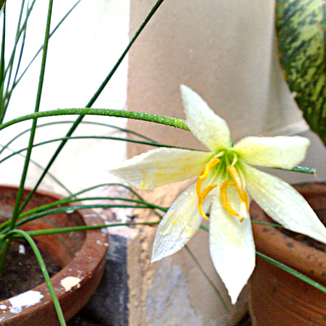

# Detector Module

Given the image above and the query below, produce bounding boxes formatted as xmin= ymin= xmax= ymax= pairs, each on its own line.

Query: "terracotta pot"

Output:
xmin=0 ymin=186 xmax=109 ymax=325
xmin=250 ymin=182 xmax=326 ymax=326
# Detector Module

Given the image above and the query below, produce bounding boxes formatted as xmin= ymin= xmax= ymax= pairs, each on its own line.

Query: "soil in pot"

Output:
xmin=0 ymin=239 xmax=106 ymax=326
xmin=0 ymin=239 xmax=62 ymax=301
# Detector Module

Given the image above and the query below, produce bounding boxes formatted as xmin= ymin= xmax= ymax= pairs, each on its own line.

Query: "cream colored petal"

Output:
xmin=243 ymin=164 xmax=326 ymax=244
xmin=152 ymin=179 xmax=215 ymax=263
xmin=109 ymin=147 xmax=213 ymax=189
xmin=234 ymin=136 xmax=310 ymax=169
xmin=209 ymin=187 xmax=255 ymax=304
xmin=180 ymin=85 xmax=230 ymax=151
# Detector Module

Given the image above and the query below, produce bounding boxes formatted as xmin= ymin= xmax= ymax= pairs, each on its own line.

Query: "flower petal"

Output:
xmin=234 ymin=136 xmax=310 ymax=169
xmin=180 ymin=85 xmax=230 ymax=151
xmin=152 ymin=179 xmax=215 ymax=263
xmin=243 ymin=164 xmax=326 ymax=244
xmin=209 ymin=187 xmax=255 ymax=304
xmin=109 ymin=148 xmax=213 ymax=189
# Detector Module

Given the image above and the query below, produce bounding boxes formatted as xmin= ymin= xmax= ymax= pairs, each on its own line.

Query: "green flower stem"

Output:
xmin=0 ymin=109 xmax=313 ymax=173
xmin=256 ymin=251 xmax=326 ymax=294
xmin=8 ymin=229 xmax=66 ymax=326
xmin=0 ymin=108 xmax=190 ymax=133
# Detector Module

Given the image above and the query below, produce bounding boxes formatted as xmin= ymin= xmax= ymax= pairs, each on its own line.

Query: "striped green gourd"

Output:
xmin=276 ymin=0 xmax=326 ymax=145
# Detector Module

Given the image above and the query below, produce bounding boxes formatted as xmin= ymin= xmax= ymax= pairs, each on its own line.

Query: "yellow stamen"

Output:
xmin=196 ymin=158 xmax=220 ymax=196
xmin=227 ymin=166 xmax=246 ymax=201
xmin=220 ymin=166 xmax=250 ymax=219
xmin=196 ymin=158 xmax=220 ymax=220
xmin=242 ymin=189 xmax=250 ymax=211
xmin=220 ymin=180 xmax=239 ymax=216
xmin=198 ymin=185 xmax=217 ymax=220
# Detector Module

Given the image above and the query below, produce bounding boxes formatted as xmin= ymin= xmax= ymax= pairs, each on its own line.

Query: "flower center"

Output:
xmin=196 ymin=157 xmax=249 ymax=221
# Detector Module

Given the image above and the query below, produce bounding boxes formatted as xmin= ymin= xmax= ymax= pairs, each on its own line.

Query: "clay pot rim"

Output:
xmin=0 ymin=185 xmax=109 ymax=322
xmin=250 ymin=182 xmax=326 ymax=285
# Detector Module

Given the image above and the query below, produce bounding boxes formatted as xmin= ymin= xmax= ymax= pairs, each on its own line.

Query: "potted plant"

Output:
xmin=1 ymin=0 xmax=326 ymax=325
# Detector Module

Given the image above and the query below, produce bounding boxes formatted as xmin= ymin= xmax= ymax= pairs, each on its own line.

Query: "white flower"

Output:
xmin=110 ymin=85 xmax=326 ymax=304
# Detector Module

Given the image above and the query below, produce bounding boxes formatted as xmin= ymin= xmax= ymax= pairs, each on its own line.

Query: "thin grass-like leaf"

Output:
xmin=8 ymin=229 xmax=66 ymax=326
xmin=65 ymin=182 xmax=165 ymax=220
xmin=0 ymin=221 xmax=161 ymax=239
xmin=0 ymin=3 xmax=7 ymax=114
xmin=1 ymin=0 xmax=37 ymax=120
xmin=12 ymin=0 xmax=81 ymax=90
xmin=0 ymin=238 xmax=10 ymax=275
xmin=0 ymin=120 xmax=159 ymax=156
xmin=18 ymin=196 xmax=167 ymax=220
xmin=0 ymin=135 xmax=185 ymax=164
xmin=10 ymin=0 xmax=54 ymax=228
xmin=0 ymin=0 xmax=26 ymax=122
xmin=257 ymin=251 xmax=326 ymax=294
xmin=0 ymin=143 xmax=73 ymax=195
xmin=184 ymin=245 xmax=230 ymax=312
xmin=15 ymin=204 xmax=160 ymax=228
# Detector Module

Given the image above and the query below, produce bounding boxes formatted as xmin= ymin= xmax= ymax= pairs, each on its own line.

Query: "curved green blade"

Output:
xmin=276 ymin=0 xmax=326 ymax=145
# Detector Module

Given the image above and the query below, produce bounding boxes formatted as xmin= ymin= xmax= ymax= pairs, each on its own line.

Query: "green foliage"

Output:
xmin=276 ymin=0 xmax=326 ymax=145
